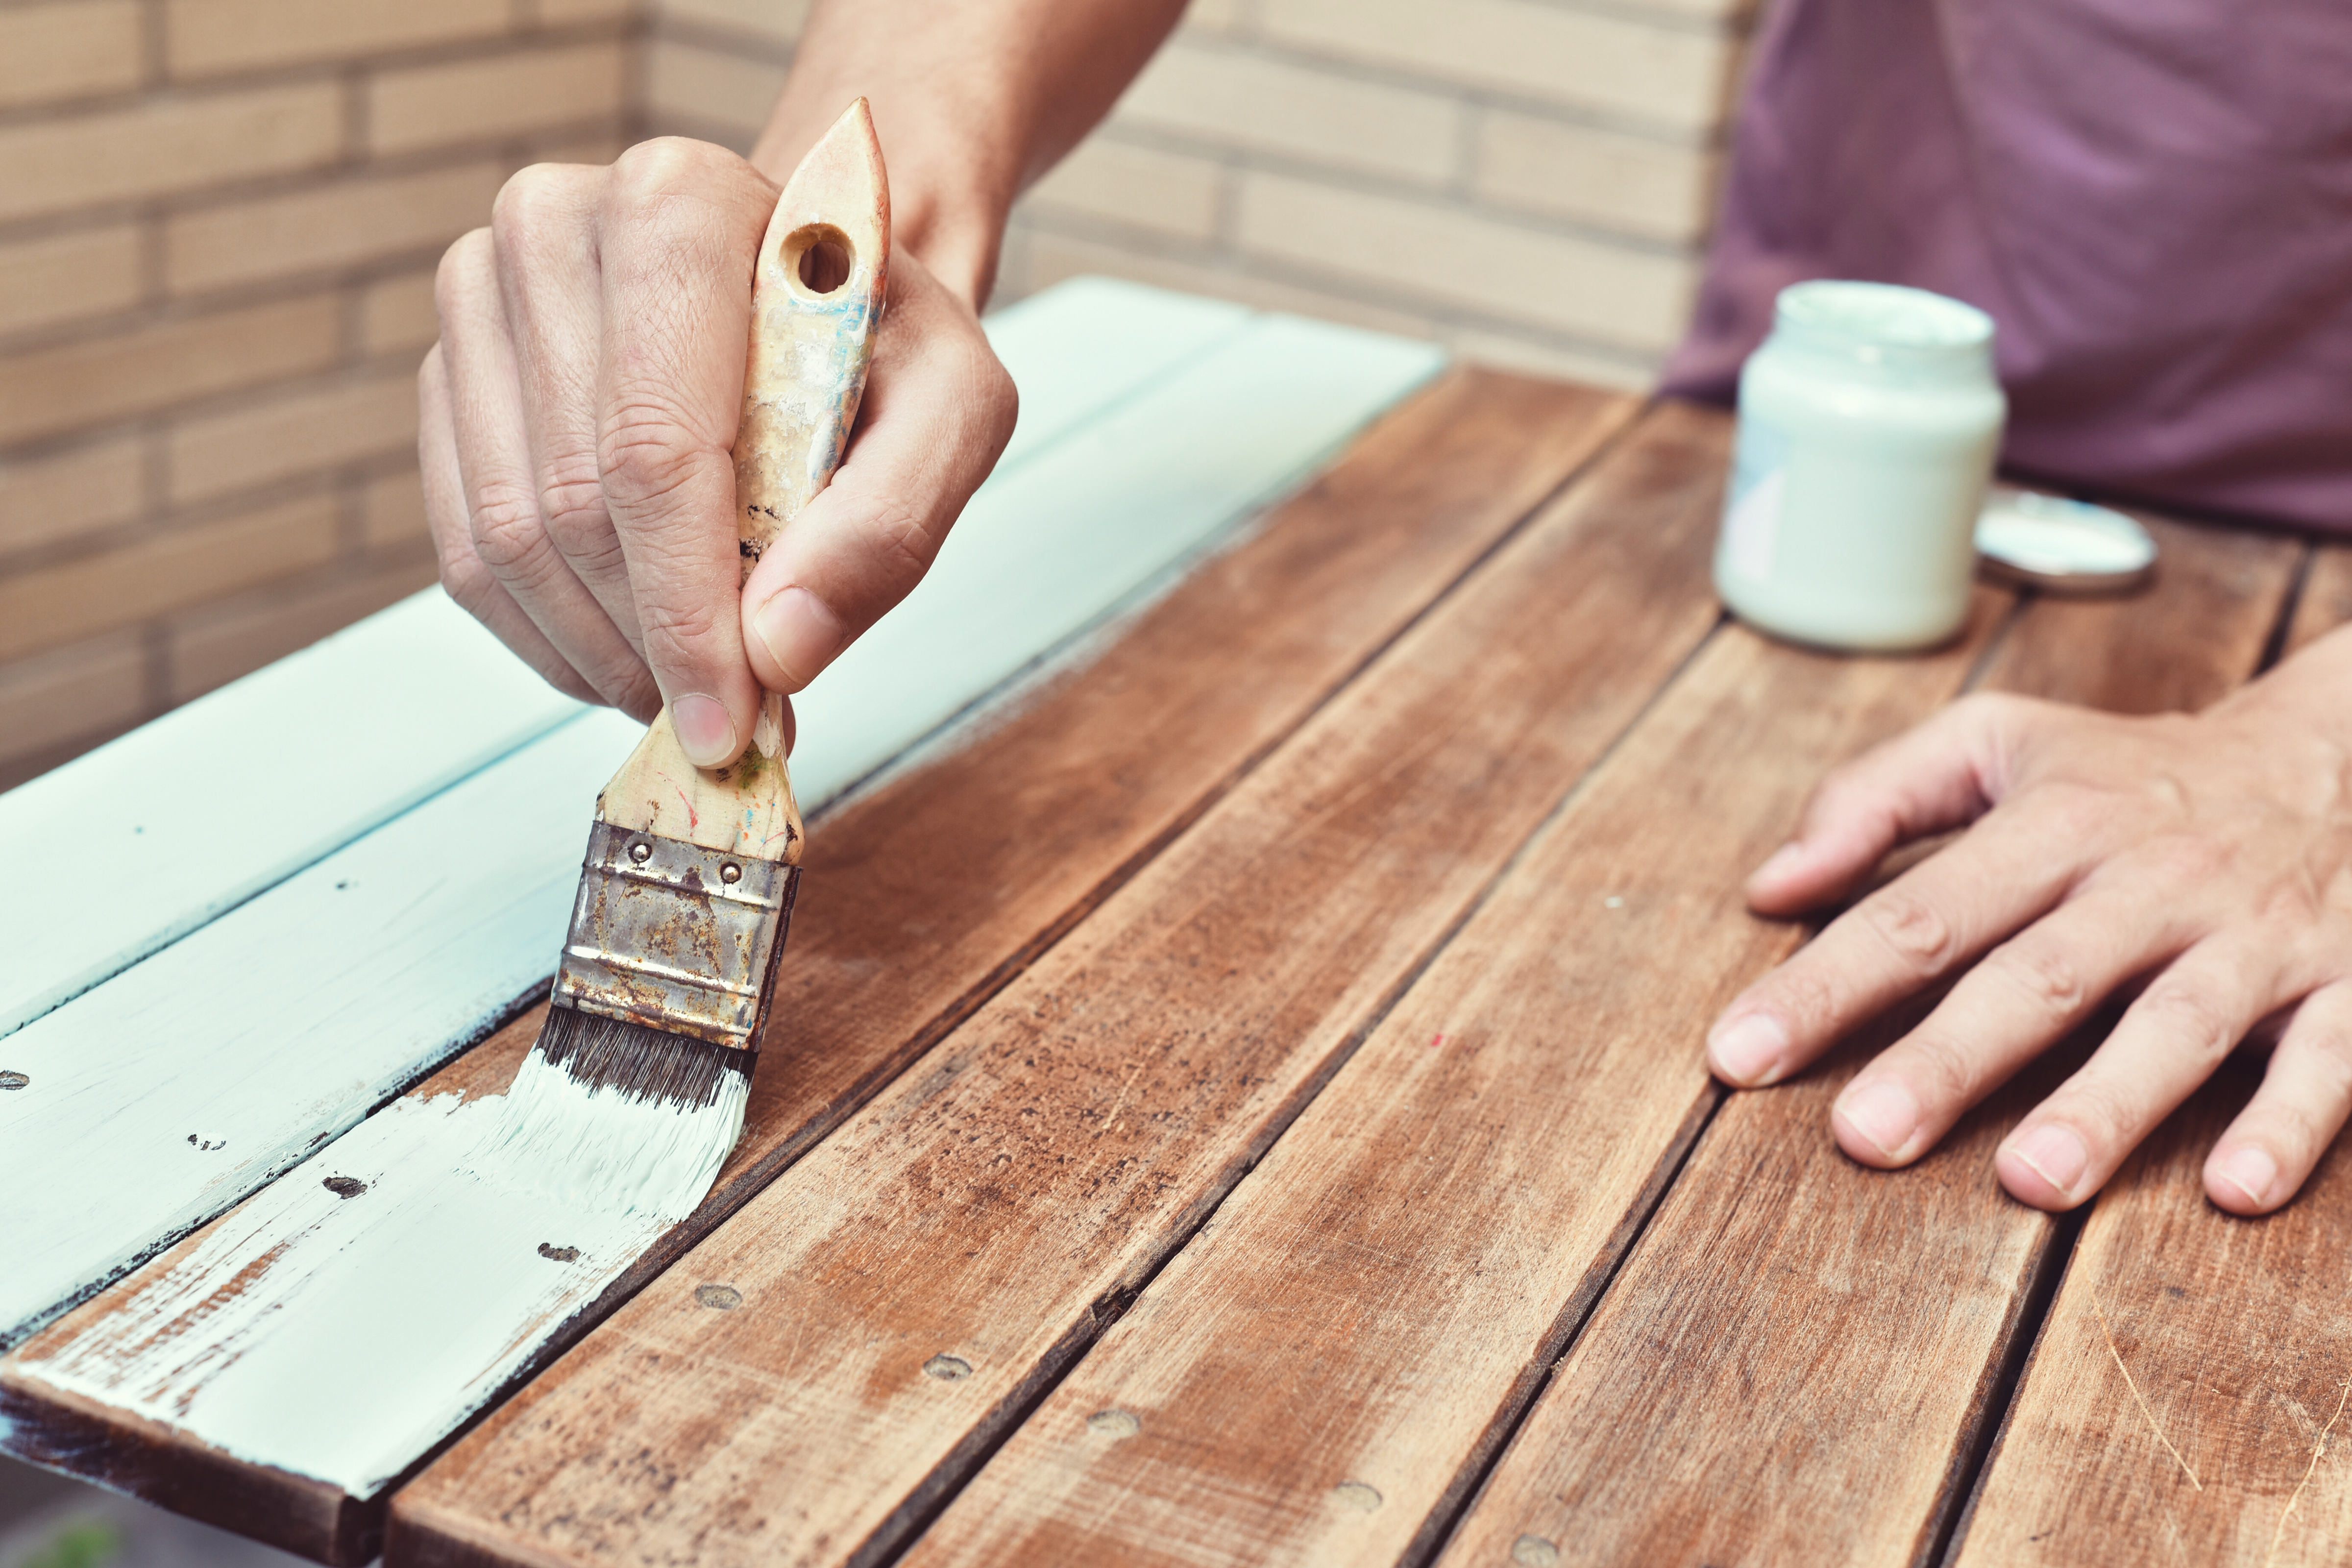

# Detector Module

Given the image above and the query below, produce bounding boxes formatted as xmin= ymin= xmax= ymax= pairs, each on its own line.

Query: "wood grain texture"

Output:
xmin=1432 ymin=518 xmax=2303 ymax=1568
xmin=1952 ymin=1061 xmax=2352 ymax=1568
xmin=386 ymin=400 xmax=1731 ymax=1568
xmin=2286 ymin=541 xmax=2352 ymax=655
xmin=899 ymin=606 xmax=2014 ymax=1562
xmin=5 ymin=370 xmax=1635 ymax=1563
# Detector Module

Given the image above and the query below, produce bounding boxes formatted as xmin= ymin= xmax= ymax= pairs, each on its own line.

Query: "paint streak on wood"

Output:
xmin=386 ymin=401 xmax=1730 ymax=1568
xmin=2 ymin=370 xmax=1635 ymax=1565
xmin=1954 ymin=1060 xmax=2352 ymax=1568
xmin=1431 ymin=520 xmax=2302 ymax=1568
xmin=900 ymin=605 xmax=2014 ymax=1565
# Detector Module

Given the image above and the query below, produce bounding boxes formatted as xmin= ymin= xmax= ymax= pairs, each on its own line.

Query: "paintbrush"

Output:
xmin=484 ymin=100 xmax=890 ymax=1215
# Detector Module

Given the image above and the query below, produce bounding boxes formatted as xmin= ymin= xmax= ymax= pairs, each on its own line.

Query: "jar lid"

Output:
xmin=1975 ymin=488 xmax=2157 ymax=592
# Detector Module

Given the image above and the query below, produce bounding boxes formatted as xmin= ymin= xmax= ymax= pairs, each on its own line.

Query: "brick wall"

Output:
xmin=3 ymin=0 xmax=1751 ymax=789
xmin=647 ymin=0 xmax=1753 ymax=389
xmin=0 ymin=0 xmax=635 ymax=788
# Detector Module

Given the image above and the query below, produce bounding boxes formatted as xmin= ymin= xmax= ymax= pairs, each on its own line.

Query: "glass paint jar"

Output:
xmin=1715 ymin=281 xmax=2006 ymax=650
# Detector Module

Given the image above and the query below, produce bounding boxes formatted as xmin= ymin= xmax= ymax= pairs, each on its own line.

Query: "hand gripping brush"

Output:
xmin=484 ymin=101 xmax=889 ymax=1216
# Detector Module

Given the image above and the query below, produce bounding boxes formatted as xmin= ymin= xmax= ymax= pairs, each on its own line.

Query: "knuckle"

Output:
xmin=466 ymin=483 xmax=547 ymax=572
xmin=597 ymin=408 xmax=715 ymax=509
xmin=1988 ymin=936 xmax=2089 ymax=1017
xmin=2136 ymin=982 xmax=2239 ymax=1064
xmin=434 ymin=227 xmax=495 ymax=315
xmin=1897 ymin=1030 xmax=1981 ymax=1106
xmin=605 ymin=137 xmax=752 ymax=217
xmin=1861 ymin=890 xmax=1958 ymax=973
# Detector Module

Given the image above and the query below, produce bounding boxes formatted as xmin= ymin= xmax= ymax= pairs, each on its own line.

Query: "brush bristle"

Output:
xmin=470 ymin=1007 xmax=750 ymax=1219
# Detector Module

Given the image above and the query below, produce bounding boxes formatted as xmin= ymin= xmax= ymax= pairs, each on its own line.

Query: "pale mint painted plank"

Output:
xmin=0 ymin=282 xmax=1444 ymax=1374
xmin=0 ymin=595 xmax=585 ymax=1041
xmin=0 ymin=279 xmax=1240 ymax=1051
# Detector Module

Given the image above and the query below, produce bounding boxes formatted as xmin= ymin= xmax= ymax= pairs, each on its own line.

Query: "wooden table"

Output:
xmin=6 ymin=278 xmax=2351 ymax=1568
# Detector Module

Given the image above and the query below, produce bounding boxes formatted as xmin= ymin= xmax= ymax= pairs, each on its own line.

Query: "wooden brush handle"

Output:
xmin=594 ymin=100 xmax=891 ymax=866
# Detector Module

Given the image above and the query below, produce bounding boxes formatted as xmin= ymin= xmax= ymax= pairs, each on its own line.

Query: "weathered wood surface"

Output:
xmin=0 ymin=281 xmax=1440 ymax=1354
xmin=2286 ymin=540 xmax=2352 ymax=656
xmin=385 ymin=400 xmax=1731 ymax=1568
xmin=1948 ymin=540 xmax=2352 ymax=1568
xmin=1431 ymin=522 xmax=2303 ymax=1568
xmin=899 ymin=583 xmax=2014 ymax=1565
xmin=1951 ymin=1063 xmax=2352 ymax=1568
xmin=5 ymin=369 xmax=1635 ymax=1564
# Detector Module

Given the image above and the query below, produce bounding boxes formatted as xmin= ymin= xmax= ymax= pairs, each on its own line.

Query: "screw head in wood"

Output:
xmin=721 ymin=861 xmax=742 ymax=884
xmin=629 ymin=839 xmax=653 ymax=864
xmin=1085 ymin=1409 xmax=1140 ymax=1439
xmin=538 ymin=1243 xmax=581 ymax=1263
xmin=1332 ymin=1481 xmax=1381 ymax=1512
xmin=0 ymin=1071 xmax=26 ymax=1090
xmin=923 ymin=1354 xmax=973 ymax=1381
xmin=695 ymin=1285 xmax=742 ymax=1310
xmin=321 ymin=1176 xmax=366 ymax=1198
xmin=1512 ymin=1536 xmax=1561 ymax=1567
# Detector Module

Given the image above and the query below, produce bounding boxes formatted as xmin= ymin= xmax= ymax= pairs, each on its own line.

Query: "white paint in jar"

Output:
xmin=1715 ymin=280 xmax=2007 ymax=651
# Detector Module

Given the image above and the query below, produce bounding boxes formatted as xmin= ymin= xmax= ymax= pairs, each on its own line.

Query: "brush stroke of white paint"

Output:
xmin=0 ymin=596 xmax=586 ymax=1041
xmin=15 ymin=1086 xmax=680 ymax=1499
xmin=0 ymin=709 xmax=642 ymax=1347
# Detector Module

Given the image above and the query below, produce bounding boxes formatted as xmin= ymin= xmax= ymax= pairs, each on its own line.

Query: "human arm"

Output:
xmin=1705 ymin=623 xmax=2352 ymax=1215
xmin=420 ymin=0 xmax=1187 ymax=763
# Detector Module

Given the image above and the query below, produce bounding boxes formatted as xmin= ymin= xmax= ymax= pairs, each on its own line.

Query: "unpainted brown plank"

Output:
xmin=0 ymin=370 xmax=1636 ymax=1565
xmin=2286 ymin=539 xmax=2352 ymax=654
xmin=896 ymin=594 xmax=2012 ymax=1567
xmin=1952 ymin=1061 xmax=2352 ymax=1568
xmin=1432 ymin=518 xmax=2303 ymax=1568
xmin=386 ymin=401 xmax=1733 ymax=1568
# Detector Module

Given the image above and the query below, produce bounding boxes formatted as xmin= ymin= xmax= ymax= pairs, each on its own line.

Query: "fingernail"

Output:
xmin=1754 ymin=842 xmax=1807 ymax=884
xmin=1837 ymin=1078 xmax=1921 ymax=1160
xmin=1709 ymin=1012 xmax=1788 ymax=1085
xmin=2213 ymin=1145 xmax=2278 ymax=1208
xmin=2008 ymin=1123 xmax=2090 ymax=1200
xmin=671 ymin=692 xmax=737 ymax=767
xmin=752 ymin=586 xmax=846 ymax=691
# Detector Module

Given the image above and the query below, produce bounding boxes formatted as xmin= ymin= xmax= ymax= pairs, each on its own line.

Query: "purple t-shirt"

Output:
xmin=1662 ymin=0 xmax=2352 ymax=532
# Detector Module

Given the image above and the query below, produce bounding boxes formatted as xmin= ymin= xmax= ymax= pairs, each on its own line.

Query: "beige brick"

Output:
xmin=0 ymin=1 xmax=143 ymax=110
xmin=1026 ymin=139 xmax=1223 ymax=244
xmin=361 ymin=270 xmax=443 ymax=357
xmin=1448 ymin=324 xmax=1658 ymax=392
xmin=0 ymin=632 xmax=147 ymax=765
xmin=644 ymin=37 xmax=786 ymax=144
xmin=361 ymin=466 xmax=430 ymax=550
xmin=1235 ymin=172 xmax=1697 ymax=352
xmin=535 ymin=0 xmax=643 ymax=20
xmin=0 ymin=224 xmax=144 ymax=339
xmin=0 ymin=492 xmax=340 ymax=662
xmin=0 ymin=83 xmax=345 ymax=225
xmin=0 ymin=437 xmax=147 ymax=558
xmin=168 ymin=369 xmax=420 ymax=506
xmin=369 ymin=42 xmax=629 ymax=156
xmin=0 ymin=294 xmax=341 ymax=447
xmin=168 ymin=558 xmax=437 ymax=701
xmin=655 ymin=0 xmax=805 ymax=45
xmin=1013 ymin=227 xmax=1441 ymax=344
xmin=1117 ymin=41 xmax=1460 ymax=186
xmin=166 ymin=162 xmax=506 ymax=295
xmin=1179 ymin=0 xmax=1248 ymax=36
xmin=1475 ymin=109 xmax=1718 ymax=244
xmin=1261 ymin=0 xmax=1736 ymax=137
xmin=166 ymin=0 xmax=509 ymax=78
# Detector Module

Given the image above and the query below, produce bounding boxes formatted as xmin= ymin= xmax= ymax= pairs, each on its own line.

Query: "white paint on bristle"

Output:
xmin=11 ymin=1073 xmax=730 ymax=1498
xmin=472 ymin=1046 xmax=748 ymax=1218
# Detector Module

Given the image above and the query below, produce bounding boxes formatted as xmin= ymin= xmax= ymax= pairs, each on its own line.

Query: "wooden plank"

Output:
xmin=4 ymin=368 xmax=1638 ymax=1563
xmin=897 ymin=615 xmax=2013 ymax=1564
xmin=1950 ymin=536 xmax=2352 ymax=1568
xmin=0 ymin=276 xmax=1253 ymax=1050
xmin=0 ymin=295 xmax=1443 ymax=1354
xmin=2285 ymin=539 xmax=2352 ymax=656
xmin=1949 ymin=1062 xmax=2352 ymax=1568
xmin=381 ymin=399 xmax=1733 ymax=1568
xmin=0 ymin=592 xmax=585 ymax=1041
xmin=1429 ymin=518 xmax=2302 ymax=1568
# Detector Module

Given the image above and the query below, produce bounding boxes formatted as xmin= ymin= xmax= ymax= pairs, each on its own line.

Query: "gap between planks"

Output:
xmin=1 ymin=369 xmax=1640 ymax=1566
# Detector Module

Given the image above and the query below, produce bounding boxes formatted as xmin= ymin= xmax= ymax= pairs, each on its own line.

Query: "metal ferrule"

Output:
xmin=552 ymin=821 xmax=799 ymax=1049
